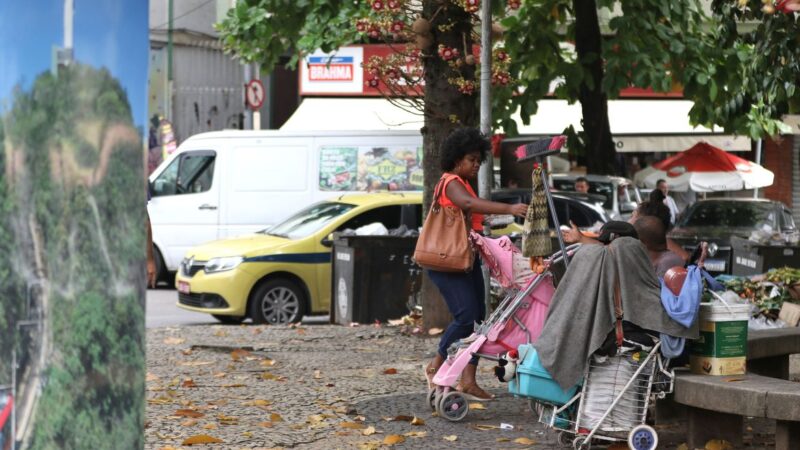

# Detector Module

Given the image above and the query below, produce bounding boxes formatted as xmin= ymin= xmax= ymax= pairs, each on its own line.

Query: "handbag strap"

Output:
xmin=608 ymin=246 xmax=624 ymax=348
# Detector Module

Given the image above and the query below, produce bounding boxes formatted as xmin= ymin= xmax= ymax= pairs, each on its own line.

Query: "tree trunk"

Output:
xmin=419 ymin=1 xmax=478 ymax=331
xmin=573 ymin=0 xmax=616 ymax=175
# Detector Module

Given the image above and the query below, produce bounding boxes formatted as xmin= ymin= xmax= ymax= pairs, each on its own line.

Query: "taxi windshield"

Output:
xmin=261 ymin=202 xmax=356 ymax=239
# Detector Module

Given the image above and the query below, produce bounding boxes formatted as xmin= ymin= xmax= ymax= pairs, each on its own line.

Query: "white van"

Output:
xmin=147 ymin=129 xmax=424 ymax=277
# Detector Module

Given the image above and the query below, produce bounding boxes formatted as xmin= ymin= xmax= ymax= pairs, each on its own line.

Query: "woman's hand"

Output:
xmin=507 ymin=203 xmax=528 ymax=218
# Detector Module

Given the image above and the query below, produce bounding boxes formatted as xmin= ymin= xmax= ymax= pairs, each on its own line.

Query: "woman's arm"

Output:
xmin=445 ymin=180 xmax=528 ymax=217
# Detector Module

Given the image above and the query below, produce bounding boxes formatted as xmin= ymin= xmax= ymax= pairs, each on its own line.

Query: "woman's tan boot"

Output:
xmin=424 ymin=354 xmax=445 ymax=390
xmin=458 ymin=363 xmax=493 ymax=401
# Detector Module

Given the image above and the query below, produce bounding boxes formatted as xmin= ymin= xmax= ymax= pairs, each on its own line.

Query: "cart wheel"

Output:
xmin=628 ymin=424 xmax=658 ymax=450
xmin=437 ymin=391 xmax=470 ymax=422
xmin=426 ymin=388 xmax=438 ymax=411
xmin=528 ymin=399 xmax=544 ymax=415
xmin=572 ymin=436 xmax=590 ymax=450
xmin=557 ymin=431 xmax=573 ymax=447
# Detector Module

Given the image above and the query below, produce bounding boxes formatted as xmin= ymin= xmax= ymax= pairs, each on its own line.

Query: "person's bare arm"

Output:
xmin=146 ymin=211 xmax=157 ymax=288
xmin=445 ymin=181 xmax=527 ymax=217
xmin=667 ymin=237 xmax=690 ymax=262
xmin=561 ymin=221 xmax=600 ymax=245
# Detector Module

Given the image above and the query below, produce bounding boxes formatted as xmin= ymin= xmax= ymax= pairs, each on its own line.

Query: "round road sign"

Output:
xmin=245 ymin=79 xmax=265 ymax=110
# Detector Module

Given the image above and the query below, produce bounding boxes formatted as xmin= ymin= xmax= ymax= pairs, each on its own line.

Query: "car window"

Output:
xmin=152 ymin=151 xmax=216 ymax=197
xmin=552 ymin=179 xmax=613 ymax=210
xmin=781 ymin=208 xmax=796 ymax=230
xmin=338 ymin=205 xmax=404 ymax=231
xmin=679 ymin=202 xmax=776 ymax=228
xmin=265 ymin=202 xmax=356 ymax=239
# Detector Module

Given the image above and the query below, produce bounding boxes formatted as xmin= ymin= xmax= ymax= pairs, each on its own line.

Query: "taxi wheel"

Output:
xmin=249 ymin=279 xmax=307 ymax=325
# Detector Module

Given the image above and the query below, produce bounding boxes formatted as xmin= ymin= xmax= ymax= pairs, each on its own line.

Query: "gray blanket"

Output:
xmin=534 ymin=237 xmax=698 ymax=390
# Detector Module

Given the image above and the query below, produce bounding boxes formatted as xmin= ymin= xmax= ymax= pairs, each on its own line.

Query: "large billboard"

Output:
xmin=0 ymin=1 xmax=147 ymax=449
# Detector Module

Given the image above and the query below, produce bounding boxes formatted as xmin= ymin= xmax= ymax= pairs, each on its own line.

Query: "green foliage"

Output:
xmin=216 ymin=0 xmax=372 ymax=70
xmin=3 ymin=63 xmax=145 ymax=449
xmin=684 ymin=1 xmax=799 ymax=139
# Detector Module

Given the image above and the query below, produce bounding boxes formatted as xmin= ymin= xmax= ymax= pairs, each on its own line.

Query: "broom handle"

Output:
xmin=538 ymin=156 xmax=569 ymax=269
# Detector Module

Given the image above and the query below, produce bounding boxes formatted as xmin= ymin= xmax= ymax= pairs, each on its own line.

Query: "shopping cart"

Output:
xmin=516 ymin=342 xmax=674 ymax=450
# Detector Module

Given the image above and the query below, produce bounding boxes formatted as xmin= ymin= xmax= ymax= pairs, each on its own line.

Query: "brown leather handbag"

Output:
xmin=413 ymin=176 xmax=474 ymax=272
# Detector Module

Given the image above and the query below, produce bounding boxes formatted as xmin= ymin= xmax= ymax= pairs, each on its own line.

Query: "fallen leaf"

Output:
xmin=158 ymin=447 xmax=179 ymax=450
xmin=335 ymin=431 xmax=352 ymax=436
xmin=181 ymin=348 xmax=193 ymax=356
xmin=427 ymin=327 xmax=444 ymax=335
xmin=182 ymin=379 xmax=197 ymax=388
xmin=410 ymin=416 xmax=425 ymax=426
xmin=180 ymin=418 xmax=198 ymax=427
xmin=496 ymin=437 xmax=511 ymax=442
xmin=260 ymin=359 xmax=276 ymax=367
xmin=357 ymin=442 xmax=381 ymax=450
xmin=213 ymin=372 xmax=227 ymax=378
xmin=387 ymin=415 xmax=414 ymax=422
xmin=178 ymin=361 xmax=214 ymax=367
xmin=217 ymin=413 xmax=239 ymax=424
xmin=514 ymin=437 xmax=536 ymax=445
xmin=251 ymin=327 xmax=263 ymax=334
xmin=174 ymin=409 xmax=204 ymax=418
xmin=146 ymin=372 xmax=159 ymax=382
xmin=202 ymin=423 xmax=217 ymax=430
xmin=705 ymin=440 xmax=733 ymax=450
xmin=242 ymin=399 xmax=271 ymax=407
xmin=469 ymin=402 xmax=487 ymax=410
xmin=270 ymin=413 xmax=284 ymax=422
xmin=362 ymin=426 xmax=377 ymax=436
xmin=231 ymin=349 xmax=251 ymax=361
xmin=181 ymin=434 xmax=223 ymax=445
xmin=341 ymin=421 xmax=365 ymax=429
xmin=221 ymin=383 xmax=246 ymax=388
xmin=163 ymin=337 xmax=185 ymax=345
xmin=404 ymin=431 xmax=428 ymax=438
xmin=242 ymin=431 xmax=253 ymax=438
xmin=473 ymin=424 xmax=500 ymax=431
xmin=213 ymin=329 xmax=227 ymax=337
xmin=443 ymin=435 xmax=458 ymax=441
xmin=257 ymin=421 xmax=274 ymax=428
xmin=724 ymin=378 xmax=745 ymax=382
xmin=383 ymin=368 xmax=398 ymax=375
xmin=296 ymin=328 xmax=307 ymax=335
xmin=261 ymin=372 xmax=278 ymax=381
xmin=383 ymin=434 xmax=406 ymax=445
xmin=314 ymin=370 xmax=322 ymax=379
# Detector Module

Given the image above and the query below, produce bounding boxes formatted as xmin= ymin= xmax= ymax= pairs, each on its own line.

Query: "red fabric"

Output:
xmin=0 ymin=396 xmax=12 ymax=428
xmin=491 ymin=133 xmax=505 ymax=157
xmin=653 ymin=142 xmax=753 ymax=177
xmin=438 ymin=174 xmax=484 ymax=232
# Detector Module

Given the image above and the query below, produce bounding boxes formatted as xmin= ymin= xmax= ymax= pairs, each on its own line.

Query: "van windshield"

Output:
xmin=262 ymin=202 xmax=356 ymax=239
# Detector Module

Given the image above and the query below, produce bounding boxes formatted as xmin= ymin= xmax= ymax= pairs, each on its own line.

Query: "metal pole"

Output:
xmin=478 ymin=0 xmax=492 ymax=311
xmin=166 ymin=0 xmax=174 ymax=121
xmin=754 ymin=139 xmax=762 ymax=198
xmin=540 ymin=159 xmax=569 ymax=269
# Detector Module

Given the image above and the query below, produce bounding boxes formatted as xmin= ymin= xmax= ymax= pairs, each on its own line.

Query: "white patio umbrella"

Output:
xmin=633 ymin=142 xmax=774 ymax=192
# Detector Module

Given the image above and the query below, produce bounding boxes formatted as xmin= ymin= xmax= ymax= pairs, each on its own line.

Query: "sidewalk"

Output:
xmin=146 ymin=324 xmax=777 ymax=449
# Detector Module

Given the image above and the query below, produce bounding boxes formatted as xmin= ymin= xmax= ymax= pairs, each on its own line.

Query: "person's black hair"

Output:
xmin=649 ymin=188 xmax=666 ymax=203
xmin=575 ymin=176 xmax=589 ymax=184
xmin=633 ymin=215 xmax=667 ymax=250
xmin=656 ymin=179 xmax=667 ymax=186
xmin=440 ymin=128 xmax=490 ymax=172
xmin=637 ymin=199 xmax=671 ymax=231
xmin=597 ymin=220 xmax=638 ymax=244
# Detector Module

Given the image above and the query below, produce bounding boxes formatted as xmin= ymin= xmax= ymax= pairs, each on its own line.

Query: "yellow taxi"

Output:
xmin=175 ymin=193 xmax=422 ymax=324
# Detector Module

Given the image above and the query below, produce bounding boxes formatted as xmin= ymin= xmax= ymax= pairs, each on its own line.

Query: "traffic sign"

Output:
xmin=245 ymin=79 xmax=265 ymax=110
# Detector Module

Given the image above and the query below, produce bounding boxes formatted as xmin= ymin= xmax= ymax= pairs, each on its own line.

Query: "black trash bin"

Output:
xmin=731 ymin=236 xmax=800 ymax=276
xmin=331 ymin=235 xmax=421 ymax=325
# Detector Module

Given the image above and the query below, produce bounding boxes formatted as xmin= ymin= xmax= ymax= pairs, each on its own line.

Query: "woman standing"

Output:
xmin=424 ymin=128 xmax=528 ymax=401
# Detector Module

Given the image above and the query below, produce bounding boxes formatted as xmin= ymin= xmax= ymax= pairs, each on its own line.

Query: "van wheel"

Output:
xmin=153 ymin=245 xmax=166 ymax=284
xmin=249 ymin=279 xmax=306 ymax=325
xmin=212 ymin=314 xmax=246 ymax=324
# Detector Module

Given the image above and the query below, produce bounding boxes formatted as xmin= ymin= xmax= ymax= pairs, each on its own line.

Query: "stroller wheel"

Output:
xmin=628 ymin=424 xmax=658 ymax=450
xmin=437 ymin=391 xmax=469 ymax=422
xmin=557 ymin=431 xmax=573 ymax=447
xmin=426 ymin=388 xmax=438 ymax=411
xmin=572 ymin=436 xmax=590 ymax=450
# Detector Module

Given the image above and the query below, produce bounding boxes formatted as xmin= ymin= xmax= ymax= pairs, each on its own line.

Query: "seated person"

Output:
xmin=561 ymin=220 xmax=637 ymax=246
xmin=632 ymin=215 xmax=685 ymax=278
xmin=630 ymin=195 xmax=690 ymax=262
xmin=574 ymin=176 xmax=589 ymax=194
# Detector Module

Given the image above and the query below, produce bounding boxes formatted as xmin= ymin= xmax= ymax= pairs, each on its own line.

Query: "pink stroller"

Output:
xmin=427 ymin=231 xmax=577 ymax=421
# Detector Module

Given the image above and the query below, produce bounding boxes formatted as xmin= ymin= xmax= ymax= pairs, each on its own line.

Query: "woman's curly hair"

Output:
xmin=440 ymin=128 xmax=491 ymax=172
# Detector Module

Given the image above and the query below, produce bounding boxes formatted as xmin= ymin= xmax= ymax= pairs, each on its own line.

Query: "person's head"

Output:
xmin=574 ymin=176 xmax=589 ymax=193
xmin=656 ymin=179 xmax=669 ymax=195
xmin=633 ymin=215 xmax=668 ymax=252
xmin=633 ymin=199 xmax=671 ymax=231
xmin=440 ymin=128 xmax=490 ymax=180
xmin=507 ymin=178 xmax=519 ymax=188
xmin=597 ymin=221 xmax=638 ymax=244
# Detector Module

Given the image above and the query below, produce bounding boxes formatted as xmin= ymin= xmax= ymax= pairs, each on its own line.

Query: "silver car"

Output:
xmin=551 ymin=174 xmax=642 ymax=220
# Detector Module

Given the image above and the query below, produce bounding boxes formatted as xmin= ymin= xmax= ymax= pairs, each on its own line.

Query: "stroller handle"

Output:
xmin=547 ymin=243 xmax=581 ymax=266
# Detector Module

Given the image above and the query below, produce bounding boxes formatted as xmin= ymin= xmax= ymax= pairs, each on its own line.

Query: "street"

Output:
xmin=146 ymin=288 xmax=329 ymax=328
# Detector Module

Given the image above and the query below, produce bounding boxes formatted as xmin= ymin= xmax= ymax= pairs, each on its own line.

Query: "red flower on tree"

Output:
xmin=371 ymin=0 xmax=384 ymax=12
xmin=356 ymin=20 xmax=369 ymax=33
xmin=507 ymin=0 xmax=521 ymax=10
xmin=438 ymin=45 xmax=460 ymax=61
xmin=366 ymin=77 xmax=380 ymax=88
xmin=389 ymin=20 xmax=404 ymax=33
xmin=387 ymin=0 xmax=403 ymax=10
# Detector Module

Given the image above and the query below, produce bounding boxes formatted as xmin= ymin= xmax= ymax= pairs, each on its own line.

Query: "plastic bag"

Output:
xmin=748 ymin=315 xmax=787 ymax=331
xmin=355 ymin=222 xmax=388 ymax=236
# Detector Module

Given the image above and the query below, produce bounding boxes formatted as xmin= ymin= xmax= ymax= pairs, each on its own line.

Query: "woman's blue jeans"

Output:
xmin=427 ymin=259 xmax=485 ymax=365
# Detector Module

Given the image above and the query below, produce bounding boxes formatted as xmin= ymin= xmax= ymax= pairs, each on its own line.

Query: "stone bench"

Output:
xmin=672 ymin=328 xmax=800 ymax=450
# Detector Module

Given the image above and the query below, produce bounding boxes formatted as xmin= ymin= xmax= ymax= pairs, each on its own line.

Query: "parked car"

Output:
xmin=490 ymin=189 xmax=609 ymax=236
xmin=551 ymin=174 xmax=642 ymax=220
xmin=175 ymin=193 xmax=422 ymax=324
xmin=148 ymin=129 xmax=424 ymax=279
xmin=668 ymin=199 xmax=797 ymax=274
